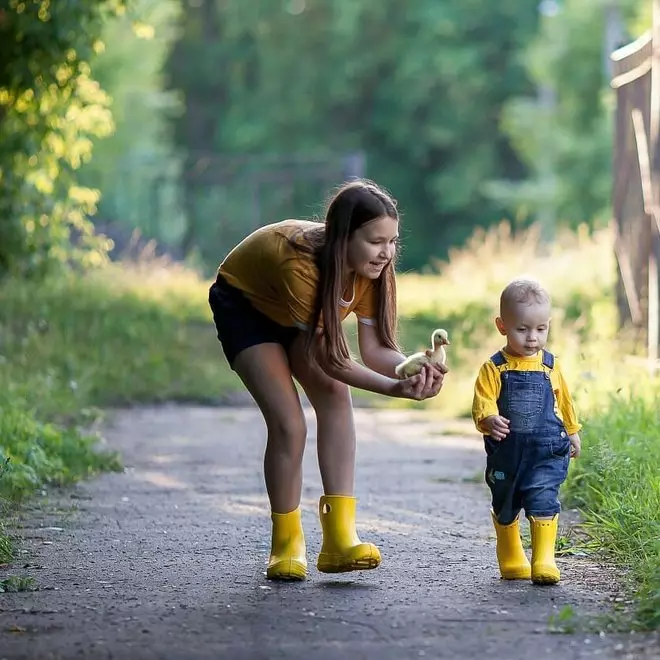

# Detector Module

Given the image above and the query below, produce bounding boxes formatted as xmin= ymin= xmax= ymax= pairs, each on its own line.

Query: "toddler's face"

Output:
xmin=497 ymin=302 xmax=551 ymax=357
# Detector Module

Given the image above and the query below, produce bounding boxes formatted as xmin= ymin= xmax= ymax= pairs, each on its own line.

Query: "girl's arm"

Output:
xmin=356 ymin=321 xmax=407 ymax=378
xmin=309 ymin=325 xmax=444 ymax=400
xmin=321 ymin=354 xmax=442 ymax=400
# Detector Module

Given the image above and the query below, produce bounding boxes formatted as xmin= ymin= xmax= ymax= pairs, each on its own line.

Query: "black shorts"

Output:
xmin=208 ymin=274 xmax=300 ymax=369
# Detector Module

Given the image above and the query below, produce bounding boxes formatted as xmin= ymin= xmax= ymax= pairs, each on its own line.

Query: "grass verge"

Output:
xmin=563 ymin=390 xmax=660 ymax=631
xmin=0 ymin=257 xmax=241 ymax=558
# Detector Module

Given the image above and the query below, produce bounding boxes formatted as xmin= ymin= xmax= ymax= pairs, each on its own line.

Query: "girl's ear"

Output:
xmin=495 ymin=317 xmax=507 ymax=336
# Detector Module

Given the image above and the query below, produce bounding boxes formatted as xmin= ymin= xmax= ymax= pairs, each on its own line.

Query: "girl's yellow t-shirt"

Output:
xmin=217 ymin=219 xmax=378 ymax=329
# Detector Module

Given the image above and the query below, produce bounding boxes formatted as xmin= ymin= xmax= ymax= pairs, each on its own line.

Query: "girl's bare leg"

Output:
xmin=288 ymin=334 xmax=355 ymax=496
xmin=232 ymin=343 xmax=307 ymax=513
xmin=288 ymin=335 xmax=380 ymax=573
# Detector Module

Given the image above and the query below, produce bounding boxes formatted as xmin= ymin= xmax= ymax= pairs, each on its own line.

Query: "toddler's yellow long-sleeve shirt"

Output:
xmin=472 ymin=350 xmax=582 ymax=436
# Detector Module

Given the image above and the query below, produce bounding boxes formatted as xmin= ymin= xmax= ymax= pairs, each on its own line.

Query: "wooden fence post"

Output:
xmin=650 ymin=0 xmax=660 ymax=362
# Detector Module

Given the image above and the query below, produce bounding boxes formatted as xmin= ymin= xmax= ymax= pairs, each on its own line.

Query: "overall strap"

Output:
xmin=490 ymin=351 xmax=507 ymax=368
xmin=541 ymin=349 xmax=555 ymax=370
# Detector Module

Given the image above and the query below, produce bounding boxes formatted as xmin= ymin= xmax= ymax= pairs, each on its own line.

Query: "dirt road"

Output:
xmin=0 ymin=404 xmax=655 ymax=659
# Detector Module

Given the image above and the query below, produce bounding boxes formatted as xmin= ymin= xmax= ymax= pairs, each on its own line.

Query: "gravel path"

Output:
xmin=1 ymin=404 xmax=656 ymax=659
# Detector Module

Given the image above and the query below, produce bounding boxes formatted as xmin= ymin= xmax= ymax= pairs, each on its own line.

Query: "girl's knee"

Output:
xmin=311 ymin=379 xmax=351 ymax=410
xmin=265 ymin=413 xmax=307 ymax=450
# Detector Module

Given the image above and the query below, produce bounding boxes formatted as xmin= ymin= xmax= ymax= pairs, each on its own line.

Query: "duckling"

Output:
xmin=395 ymin=328 xmax=450 ymax=379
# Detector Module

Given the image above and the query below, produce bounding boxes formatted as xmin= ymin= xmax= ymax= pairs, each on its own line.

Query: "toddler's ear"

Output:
xmin=495 ymin=317 xmax=507 ymax=336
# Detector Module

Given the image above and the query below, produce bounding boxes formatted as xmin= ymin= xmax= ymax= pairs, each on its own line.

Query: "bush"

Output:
xmin=0 ymin=0 xmax=123 ymax=277
xmin=0 ymin=258 xmax=239 ymax=504
xmin=0 ymin=409 xmax=121 ymax=501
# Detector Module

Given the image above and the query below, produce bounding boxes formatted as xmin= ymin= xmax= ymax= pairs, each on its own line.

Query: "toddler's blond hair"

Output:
xmin=500 ymin=278 xmax=551 ymax=317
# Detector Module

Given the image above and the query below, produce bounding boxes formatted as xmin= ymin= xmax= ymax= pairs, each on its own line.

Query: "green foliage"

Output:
xmin=165 ymin=0 xmax=539 ymax=269
xmin=0 ymin=575 xmax=37 ymax=592
xmin=0 ymin=527 xmax=12 ymax=564
xmin=564 ymin=392 xmax=660 ymax=630
xmin=0 ymin=409 xmax=121 ymax=501
xmin=398 ymin=301 xmax=493 ymax=367
xmin=79 ymin=0 xmax=184 ymax=245
xmin=0 ymin=263 xmax=240 ymax=423
xmin=629 ymin=0 xmax=653 ymax=36
xmin=490 ymin=0 xmax=644 ymax=233
xmin=548 ymin=604 xmax=578 ymax=634
xmin=0 ymin=258 xmax=241 ymax=559
xmin=0 ymin=0 xmax=123 ymax=277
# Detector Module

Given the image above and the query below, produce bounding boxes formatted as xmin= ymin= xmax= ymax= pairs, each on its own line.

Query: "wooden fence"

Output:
xmin=611 ymin=12 xmax=660 ymax=360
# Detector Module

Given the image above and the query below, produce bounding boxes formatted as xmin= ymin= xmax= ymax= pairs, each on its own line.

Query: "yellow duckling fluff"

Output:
xmin=394 ymin=328 xmax=450 ymax=379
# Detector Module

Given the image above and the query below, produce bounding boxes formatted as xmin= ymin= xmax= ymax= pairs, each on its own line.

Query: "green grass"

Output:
xmin=0 ymin=527 xmax=12 ymax=564
xmin=563 ymin=391 xmax=660 ymax=631
xmin=0 ymin=575 xmax=38 ymax=593
xmin=548 ymin=605 xmax=579 ymax=634
xmin=0 ymin=258 xmax=241 ymax=557
xmin=0 ymin=262 xmax=240 ymax=422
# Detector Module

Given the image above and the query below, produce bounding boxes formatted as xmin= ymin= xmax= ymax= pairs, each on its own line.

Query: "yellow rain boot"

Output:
xmin=266 ymin=507 xmax=307 ymax=581
xmin=491 ymin=511 xmax=532 ymax=580
xmin=317 ymin=495 xmax=381 ymax=573
xmin=529 ymin=514 xmax=561 ymax=585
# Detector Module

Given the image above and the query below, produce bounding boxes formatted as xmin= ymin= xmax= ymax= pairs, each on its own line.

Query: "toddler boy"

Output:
xmin=472 ymin=278 xmax=581 ymax=585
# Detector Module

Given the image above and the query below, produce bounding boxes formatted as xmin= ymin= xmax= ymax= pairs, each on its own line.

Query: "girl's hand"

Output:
xmin=482 ymin=415 xmax=510 ymax=441
xmin=390 ymin=364 xmax=445 ymax=401
xmin=569 ymin=433 xmax=581 ymax=458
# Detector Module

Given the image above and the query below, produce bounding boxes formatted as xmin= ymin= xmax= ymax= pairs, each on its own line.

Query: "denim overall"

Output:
xmin=484 ymin=350 xmax=571 ymax=525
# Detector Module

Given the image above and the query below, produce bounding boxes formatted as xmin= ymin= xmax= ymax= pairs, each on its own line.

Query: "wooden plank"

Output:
xmin=632 ymin=109 xmax=655 ymax=211
xmin=611 ymin=30 xmax=652 ymax=68
xmin=613 ymin=224 xmax=644 ymax=325
xmin=651 ymin=0 xmax=660 ymax=358
xmin=611 ymin=59 xmax=652 ymax=89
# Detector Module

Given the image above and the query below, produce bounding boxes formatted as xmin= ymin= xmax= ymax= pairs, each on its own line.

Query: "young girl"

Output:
xmin=208 ymin=179 xmax=446 ymax=581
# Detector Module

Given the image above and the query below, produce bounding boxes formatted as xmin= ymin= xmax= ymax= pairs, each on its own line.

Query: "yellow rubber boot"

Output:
xmin=529 ymin=514 xmax=561 ymax=585
xmin=491 ymin=511 xmax=532 ymax=580
xmin=266 ymin=507 xmax=307 ymax=581
xmin=317 ymin=495 xmax=381 ymax=573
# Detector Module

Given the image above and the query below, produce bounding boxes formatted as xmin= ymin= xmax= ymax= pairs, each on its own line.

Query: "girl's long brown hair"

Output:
xmin=290 ymin=179 xmax=401 ymax=370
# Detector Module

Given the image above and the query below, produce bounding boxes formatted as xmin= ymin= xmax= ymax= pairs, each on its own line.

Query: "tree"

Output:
xmin=0 ymin=0 xmax=123 ymax=277
xmin=78 ymin=0 xmax=183 ymax=248
xmin=488 ymin=0 xmax=647 ymax=238
xmin=165 ymin=0 xmax=540 ymax=269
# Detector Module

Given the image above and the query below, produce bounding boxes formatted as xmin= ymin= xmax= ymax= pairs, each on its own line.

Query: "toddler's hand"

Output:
xmin=482 ymin=415 xmax=510 ymax=441
xmin=569 ymin=433 xmax=581 ymax=458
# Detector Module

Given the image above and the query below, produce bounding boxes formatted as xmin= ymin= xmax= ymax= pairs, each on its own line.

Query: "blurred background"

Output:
xmin=76 ymin=0 xmax=640 ymax=271
xmin=4 ymin=0 xmax=660 ymax=412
